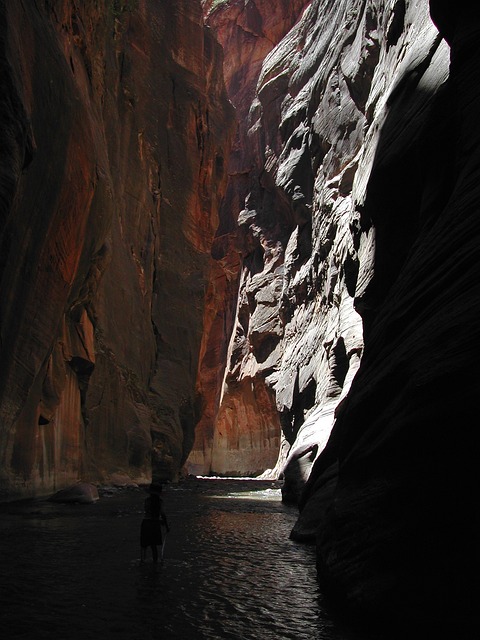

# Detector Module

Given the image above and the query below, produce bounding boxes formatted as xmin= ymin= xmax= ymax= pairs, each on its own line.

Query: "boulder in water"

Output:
xmin=108 ymin=473 xmax=138 ymax=488
xmin=49 ymin=483 xmax=99 ymax=504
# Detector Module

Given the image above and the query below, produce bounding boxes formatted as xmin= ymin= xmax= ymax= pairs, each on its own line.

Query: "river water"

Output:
xmin=0 ymin=478 xmax=377 ymax=640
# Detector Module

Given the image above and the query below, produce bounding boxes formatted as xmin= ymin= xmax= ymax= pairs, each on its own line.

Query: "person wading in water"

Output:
xmin=140 ymin=484 xmax=170 ymax=562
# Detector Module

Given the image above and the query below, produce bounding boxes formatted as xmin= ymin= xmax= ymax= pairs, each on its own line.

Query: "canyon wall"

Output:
xmin=195 ymin=0 xmax=477 ymax=631
xmin=192 ymin=0 xmax=449 ymax=493
xmin=0 ymin=0 xmax=233 ymax=500
xmin=189 ymin=0 xmax=309 ymax=475
xmin=299 ymin=1 xmax=480 ymax=631
xmin=0 ymin=0 xmax=477 ymax=629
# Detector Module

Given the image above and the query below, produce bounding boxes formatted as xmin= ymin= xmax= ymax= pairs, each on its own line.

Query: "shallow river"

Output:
xmin=0 ymin=479 xmax=377 ymax=639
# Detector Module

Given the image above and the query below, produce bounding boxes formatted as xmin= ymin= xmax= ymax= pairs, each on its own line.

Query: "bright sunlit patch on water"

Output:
xmin=195 ymin=475 xmax=283 ymax=502
xmin=195 ymin=475 xmax=269 ymax=481
xmin=208 ymin=488 xmax=281 ymax=501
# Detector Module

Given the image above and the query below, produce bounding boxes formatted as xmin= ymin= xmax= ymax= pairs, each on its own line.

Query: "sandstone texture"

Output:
xmin=189 ymin=0 xmax=309 ymax=475
xmin=194 ymin=0 xmax=448 ymax=486
xmin=303 ymin=1 xmax=480 ymax=630
xmin=0 ymin=0 xmax=233 ymax=500
xmin=194 ymin=0 xmax=477 ymax=630
xmin=1 ymin=0 xmax=478 ymax=630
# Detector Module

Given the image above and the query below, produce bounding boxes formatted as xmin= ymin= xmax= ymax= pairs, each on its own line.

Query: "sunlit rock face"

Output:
xmin=189 ymin=0 xmax=309 ymax=476
xmin=246 ymin=0 xmax=453 ymax=506
xmin=300 ymin=2 xmax=480 ymax=630
xmin=195 ymin=0 xmax=449 ymax=487
xmin=197 ymin=0 xmax=477 ymax=628
xmin=0 ymin=0 xmax=233 ymax=500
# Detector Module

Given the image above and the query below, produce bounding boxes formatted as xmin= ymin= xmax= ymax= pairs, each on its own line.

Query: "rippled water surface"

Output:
xmin=0 ymin=479 xmax=369 ymax=639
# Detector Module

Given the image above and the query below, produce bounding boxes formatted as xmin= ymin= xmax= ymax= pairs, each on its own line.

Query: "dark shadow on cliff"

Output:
xmin=297 ymin=15 xmax=479 ymax=639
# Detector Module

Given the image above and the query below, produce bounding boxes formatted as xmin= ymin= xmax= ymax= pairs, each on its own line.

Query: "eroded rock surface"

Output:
xmin=193 ymin=0 xmax=478 ymax=628
xmin=0 ymin=0 xmax=233 ymax=500
xmin=194 ymin=0 xmax=449 ymax=486
xmin=301 ymin=2 xmax=480 ymax=630
xmin=200 ymin=0 xmax=478 ymax=630
xmin=189 ymin=0 xmax=309 ymax=475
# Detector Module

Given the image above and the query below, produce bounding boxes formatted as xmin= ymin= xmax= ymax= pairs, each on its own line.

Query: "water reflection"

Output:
xmin=0 ymin=479 xmax=371 ymax=639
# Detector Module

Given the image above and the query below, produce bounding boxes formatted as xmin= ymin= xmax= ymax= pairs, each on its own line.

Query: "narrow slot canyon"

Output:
xmin=0 ymin=1 xmax=478 ymax=638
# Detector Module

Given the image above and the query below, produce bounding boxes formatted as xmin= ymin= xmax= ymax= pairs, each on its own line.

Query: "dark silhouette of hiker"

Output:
xmin=140 ymin=484 xmax=169 ymax=562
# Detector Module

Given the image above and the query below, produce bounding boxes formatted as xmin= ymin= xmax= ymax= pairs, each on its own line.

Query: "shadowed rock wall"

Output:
xmin=193 ymin=0 xmax=478 ymax=629
xmin=189 ymin=0 xmax=309 ymax=476
xmin=300 ymin=1 xmax=480 ymax=631
xmin=193 ymin=0 xmax=450 ymax=491
xmin=0 ymin=0 xmax=233 ymax=500
xmin=199 ymin=0 xmax=478 ymax=630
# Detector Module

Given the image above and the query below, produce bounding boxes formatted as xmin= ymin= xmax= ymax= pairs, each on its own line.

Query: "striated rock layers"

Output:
xmin=189 ymin=0 xmax=309 ymax=476
xmin=193 ymin=0 xmax=449 ymax=494
xmin=0 ymin=0 xmax=233 ymax=500
xmin=196 ymin=0 xmax=478 ymax=630
xmin=1 ymin=0 xmax=478 ymax=627
xmin=300 ymin=1 xmax=480 ymax=631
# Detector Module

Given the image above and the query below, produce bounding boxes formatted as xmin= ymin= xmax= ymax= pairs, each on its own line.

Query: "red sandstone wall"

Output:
xmin=189 ymin=0 xmax=308 ymax=476
xmin=0 ymin=0 xmax=233 ymax=499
